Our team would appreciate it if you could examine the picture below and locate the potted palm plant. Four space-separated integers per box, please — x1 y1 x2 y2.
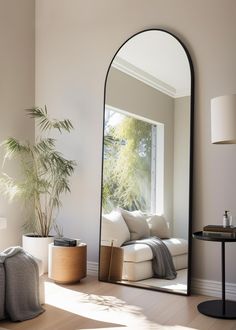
0 107 76 272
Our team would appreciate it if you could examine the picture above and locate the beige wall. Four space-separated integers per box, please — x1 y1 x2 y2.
35 0 236 283
106 67 174 225
0 0 35 251
173 97 191 239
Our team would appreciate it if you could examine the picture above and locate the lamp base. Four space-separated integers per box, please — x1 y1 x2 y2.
198 300 236 319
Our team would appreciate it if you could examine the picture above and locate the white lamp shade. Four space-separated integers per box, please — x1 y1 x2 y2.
211 94 236 144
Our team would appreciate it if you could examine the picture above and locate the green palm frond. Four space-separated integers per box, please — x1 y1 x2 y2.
1 138 30 161
0 173 20 201
33 138 55 154
104 135 115 146
47 151 75 175
26 106 73 133
0 105 76 237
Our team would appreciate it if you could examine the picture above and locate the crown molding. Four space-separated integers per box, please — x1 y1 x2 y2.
112 57 178 98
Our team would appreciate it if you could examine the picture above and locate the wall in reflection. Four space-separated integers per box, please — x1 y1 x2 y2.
106 67 190 238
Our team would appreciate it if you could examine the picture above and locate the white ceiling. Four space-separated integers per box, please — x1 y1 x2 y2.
112 30 191 98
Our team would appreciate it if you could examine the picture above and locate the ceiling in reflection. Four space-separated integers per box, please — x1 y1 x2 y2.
112 31 191 98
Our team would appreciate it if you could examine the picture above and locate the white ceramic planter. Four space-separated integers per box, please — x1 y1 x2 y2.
22 234 54 273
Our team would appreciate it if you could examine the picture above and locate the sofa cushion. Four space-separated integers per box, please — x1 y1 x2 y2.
122 244 153 262
172 254 188 270
163 238 188 256
120 209 150 240
122 238 188 263
146 215 170 239
122 260 153 281
101 211 130 247
122 254 187 281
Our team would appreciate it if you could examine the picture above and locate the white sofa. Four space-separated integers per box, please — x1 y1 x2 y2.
101 209 188 281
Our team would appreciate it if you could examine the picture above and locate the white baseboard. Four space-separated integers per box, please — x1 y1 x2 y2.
87 261 236 301
87 261 99 276
192 278 236 301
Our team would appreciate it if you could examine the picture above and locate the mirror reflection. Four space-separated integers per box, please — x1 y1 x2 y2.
99 30 193 295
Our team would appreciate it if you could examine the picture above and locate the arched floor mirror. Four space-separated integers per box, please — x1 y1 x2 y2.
99 29 194 295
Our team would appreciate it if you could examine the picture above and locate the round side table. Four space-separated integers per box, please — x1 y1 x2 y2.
48 243 87 284
193 231 236 319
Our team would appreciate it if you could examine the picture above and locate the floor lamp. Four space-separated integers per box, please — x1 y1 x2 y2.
206 94 236 319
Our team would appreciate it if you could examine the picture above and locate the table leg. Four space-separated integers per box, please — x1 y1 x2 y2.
221 241 225 315
197 241 236 319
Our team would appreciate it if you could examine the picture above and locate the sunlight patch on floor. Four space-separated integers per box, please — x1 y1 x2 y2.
44 281 196 330
79 327 196 330
123 269 187 294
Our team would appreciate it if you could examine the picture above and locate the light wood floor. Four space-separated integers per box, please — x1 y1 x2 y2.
1 275 236 330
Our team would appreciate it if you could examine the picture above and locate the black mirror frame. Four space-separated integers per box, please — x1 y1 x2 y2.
98 28 194 296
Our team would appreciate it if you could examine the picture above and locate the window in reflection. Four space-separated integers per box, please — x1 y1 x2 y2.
103 106 164 214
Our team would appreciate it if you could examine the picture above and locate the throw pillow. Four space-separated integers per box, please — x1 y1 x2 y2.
101 211 130 247
146 215 170 238
119 209 150 240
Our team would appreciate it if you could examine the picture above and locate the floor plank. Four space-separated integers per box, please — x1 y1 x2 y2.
0 275 236 330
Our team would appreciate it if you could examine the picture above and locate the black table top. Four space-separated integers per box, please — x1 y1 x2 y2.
193 231 236 242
